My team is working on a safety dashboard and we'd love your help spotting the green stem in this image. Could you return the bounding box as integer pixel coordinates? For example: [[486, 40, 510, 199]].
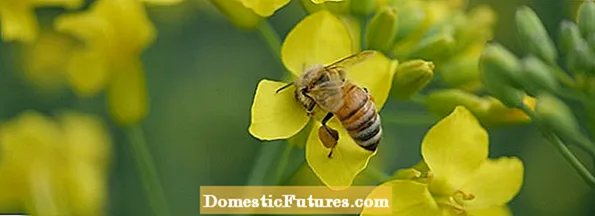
[[275, 142, 294, 184], [246, 143, 280, 185], [554, 66, 576, 88], [582, 98, 595, 141], [382, 112, 437, 125], [126, 125, 172, 216], [365, 166, 391, 182], [258, 20, 282, 62], [519, 105, 595, 188]]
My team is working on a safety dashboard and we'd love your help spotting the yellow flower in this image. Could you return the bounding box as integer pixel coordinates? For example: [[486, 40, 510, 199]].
[[0, 111, 111, 215], [55, 0, 155, 125], [0, 0, 82, 43], [142, 0, 185, 5], [362, 107, 524, 216], [249, 11, 397, 189], [21, 31, 76, 92]]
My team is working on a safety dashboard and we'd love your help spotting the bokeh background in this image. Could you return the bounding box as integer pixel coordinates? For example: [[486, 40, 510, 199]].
[[0, 0, 594, 215]]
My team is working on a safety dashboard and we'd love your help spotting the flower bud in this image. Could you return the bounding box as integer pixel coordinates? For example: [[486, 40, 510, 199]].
[[577, 0, 595, 38], [454, 5, 496, 52], [365, 7, 398, 51], [519, 56, 559, 96], [351, 0, 376, 17], [479, 43, 524, 108], [408, 29, 455, 60], [515, 6, 557, 65], [439, 44, 483, 91], [210, 0, 262, 29], [535, 93, 589, 145], [423, 89, 484, 117], [559, 21, 595, 74], [392, 0, 424, 40], [391, 60, 434, 100]]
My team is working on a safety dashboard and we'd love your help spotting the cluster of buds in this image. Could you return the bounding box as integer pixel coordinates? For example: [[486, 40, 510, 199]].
[[479, 0, 595, 152]]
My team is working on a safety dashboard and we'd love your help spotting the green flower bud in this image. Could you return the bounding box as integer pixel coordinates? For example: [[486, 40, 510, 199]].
[[577, 0, 595, 39], [424, 89, 484, 117], [479, 43, 524, 108], [559, 20, 595, 74], [439, 45, 483, 91], [391, 60, 434, 100], [392, 0, 425, 41], [453, 5, 497, 52], [210, 0, 262, 29], [365, 7, 398, 51], [351, 0, 377, 17], [535, 93, 589, 145], [515, 6, 557, 65], [408, 28, 455, 60], [519, 56, 559, 96]]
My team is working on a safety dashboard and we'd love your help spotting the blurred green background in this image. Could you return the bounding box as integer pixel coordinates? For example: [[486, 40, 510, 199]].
[[0, 0, 594, 215]]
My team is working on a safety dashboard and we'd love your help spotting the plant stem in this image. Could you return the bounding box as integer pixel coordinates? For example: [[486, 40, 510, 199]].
[[258, 20, 282, 62], [519, 105, 595, 188], [126, 125, 172, 216], [381, 112, 437, 125], [246, 143, 281, 185], [365, 166, 391, 182], [275, 142, 294, 184]]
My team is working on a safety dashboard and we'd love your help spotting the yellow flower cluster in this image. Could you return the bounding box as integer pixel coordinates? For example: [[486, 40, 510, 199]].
[[0, 111, 111, 215]]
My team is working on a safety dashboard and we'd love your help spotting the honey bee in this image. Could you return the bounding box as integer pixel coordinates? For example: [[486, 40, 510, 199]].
[[276, 51, 382, 158]]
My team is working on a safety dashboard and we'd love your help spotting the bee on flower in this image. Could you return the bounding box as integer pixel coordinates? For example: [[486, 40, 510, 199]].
[[248, 10, 397, 189]]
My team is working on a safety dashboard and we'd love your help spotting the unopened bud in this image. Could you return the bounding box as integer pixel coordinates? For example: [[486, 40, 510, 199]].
[[535, 94, 588, 145], [210, 0, 262, 29], [454, 5, 497, 51], [559, 21, 595, 73], [515, 6, 557, 65], [366, 7, 398, 51], [519, 56, 559, 96], [408, 29, 455, 60], [391, 60, 434, 100], [577, 0, 595, 38], [351, 0, 377, 17], [439, 44, 483, 91], [480, 43, 524, 108], [424, 89, 484, 117]]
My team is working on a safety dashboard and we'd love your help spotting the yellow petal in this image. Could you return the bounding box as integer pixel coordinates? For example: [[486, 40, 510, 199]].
[[54, 10, 113, 48], [0, 3, 37, 43], [281, 11, 352, 76], [348, 52, 398, 109], [238, 0, 291, 17], [461, 157, 524, 209], [467, 205, 512, 216], [107, 59, 148, 126], [95, 0, 156, 54], [249, 79, 310, 140], [361, 180, 440, 216], [142, 0, 185, 5], [421, 106, 488, 189], [59, 112, 111, 168], [305, 122, 375, 190], [66, 50, 110, 97]]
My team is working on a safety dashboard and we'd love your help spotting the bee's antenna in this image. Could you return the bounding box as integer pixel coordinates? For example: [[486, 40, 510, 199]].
[[275, 82, 294, 93]]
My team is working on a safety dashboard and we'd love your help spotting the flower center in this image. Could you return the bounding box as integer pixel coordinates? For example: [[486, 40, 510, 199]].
[[434, 190, 475, 215]]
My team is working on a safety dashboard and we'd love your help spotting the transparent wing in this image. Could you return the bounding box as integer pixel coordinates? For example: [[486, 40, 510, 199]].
[[325, 50, 376, 70]]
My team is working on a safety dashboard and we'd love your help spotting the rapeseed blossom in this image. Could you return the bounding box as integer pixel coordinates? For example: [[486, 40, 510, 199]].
[[362, 107, 524, 216], [0, 111, 111, 215], [55, 0, 155, 125], [0, 0, 82, 43], [249, 11, 397, 189]]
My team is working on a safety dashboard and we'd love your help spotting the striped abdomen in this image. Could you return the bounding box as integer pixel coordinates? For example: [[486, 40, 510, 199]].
[[335, 83, 382, 151]]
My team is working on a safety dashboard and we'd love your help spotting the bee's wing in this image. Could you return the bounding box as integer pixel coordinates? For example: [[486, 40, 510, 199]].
[[325, 50, 376, 70]]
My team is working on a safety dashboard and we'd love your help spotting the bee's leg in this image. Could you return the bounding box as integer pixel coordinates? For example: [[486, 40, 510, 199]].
[[328, 148, 335, 158], [306, 101, 316, 116], [321, 112, 334, 126]]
